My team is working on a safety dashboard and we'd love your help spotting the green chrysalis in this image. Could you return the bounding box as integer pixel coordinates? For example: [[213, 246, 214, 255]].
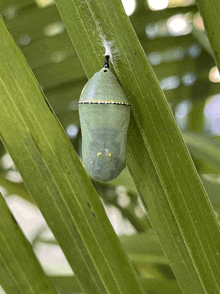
[[78, 56, 130, 182]]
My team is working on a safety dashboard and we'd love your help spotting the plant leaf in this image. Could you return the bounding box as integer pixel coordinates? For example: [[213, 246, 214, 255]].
[[183, 132, 220, 174], [196, 0, 220, 69], [0, 16, 144, 294], [53, 0, 220, 292], [49, 275, 182, 294], [0, 192, 57, 294]]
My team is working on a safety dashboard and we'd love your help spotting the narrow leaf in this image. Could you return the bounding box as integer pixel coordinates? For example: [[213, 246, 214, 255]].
[[196, 0, 220, 69], [53, 0, 220, 293], [49, 275, 182, 294], [0, 192, 57, 294], [183, 132, 220, 174], [0, 17, 144, 294]]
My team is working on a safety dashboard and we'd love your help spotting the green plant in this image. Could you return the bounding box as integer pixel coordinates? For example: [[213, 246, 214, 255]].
[[1, 0, 220, 293]]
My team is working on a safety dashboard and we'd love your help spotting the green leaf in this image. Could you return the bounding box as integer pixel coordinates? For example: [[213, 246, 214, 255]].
[[121, 231, 167, 265], [53, 0, 220, 293], [49, 275, 83, 293], [49, 275, 182, 294], [201, 175, 220, 204], [196, 0, 220, 70], [0, 172, 34, 204], [140, 277, 182, 294], [127, 116, 206, 292], [0, 192, 57, 294], [121, 231, 174, 279], [183, 132, 220, 174], [0, 16, 144, 294]]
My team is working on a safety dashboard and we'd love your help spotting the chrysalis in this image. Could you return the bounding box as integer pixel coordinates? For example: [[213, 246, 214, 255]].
[[78, 56, 130, 182]]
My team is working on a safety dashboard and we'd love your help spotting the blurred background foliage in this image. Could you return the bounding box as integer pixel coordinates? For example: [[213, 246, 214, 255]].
[[1, 0, 220, 293]]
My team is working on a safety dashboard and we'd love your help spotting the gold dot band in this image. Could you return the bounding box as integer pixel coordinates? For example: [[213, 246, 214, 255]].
[[78, 100, 130, 106]]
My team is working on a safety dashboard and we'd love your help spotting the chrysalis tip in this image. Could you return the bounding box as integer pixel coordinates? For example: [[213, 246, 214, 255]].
[[103, 55, 110, 68]]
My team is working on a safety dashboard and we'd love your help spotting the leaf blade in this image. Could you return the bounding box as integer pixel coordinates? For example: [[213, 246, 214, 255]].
[[0, 192, 58, 294], [53, 0, 220, 292], [0, 16, 144, 294]]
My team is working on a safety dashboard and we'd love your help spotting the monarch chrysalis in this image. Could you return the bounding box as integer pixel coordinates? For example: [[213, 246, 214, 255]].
[[78, 56, 130, 182]]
